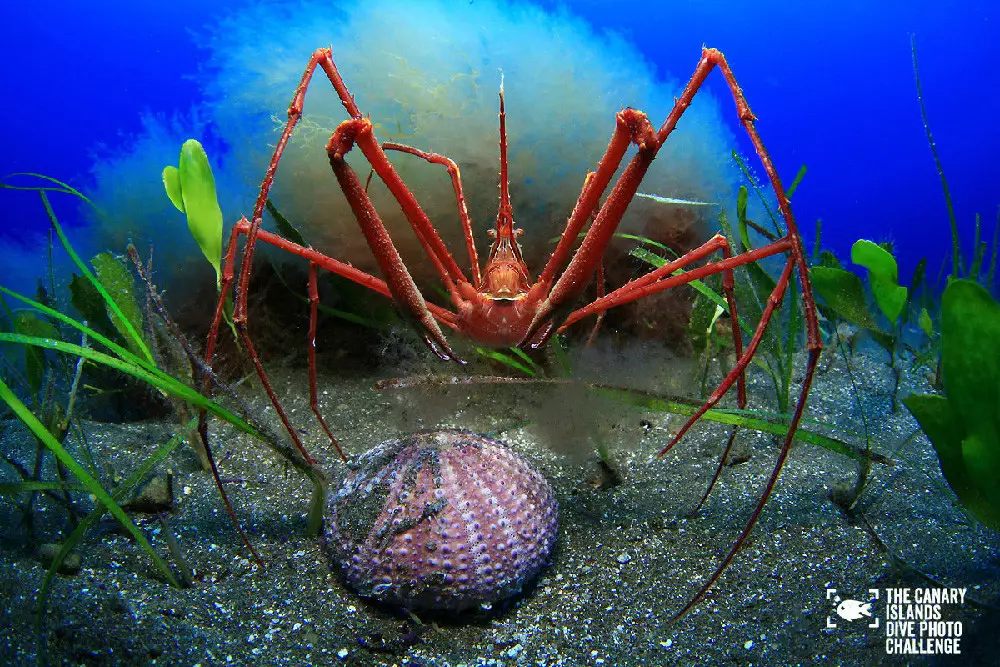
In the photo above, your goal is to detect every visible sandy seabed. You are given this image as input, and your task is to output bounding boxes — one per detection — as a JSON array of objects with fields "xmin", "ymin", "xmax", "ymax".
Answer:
[{"xmin": 2, "ymin": 343, "xmax": 998, "ymax": 666}]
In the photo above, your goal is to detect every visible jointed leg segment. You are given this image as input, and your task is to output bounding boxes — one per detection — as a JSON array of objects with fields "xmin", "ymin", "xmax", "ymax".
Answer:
[
  {"xmin": 382, "ymin": 142, "xmax": 481, "ymax": 288},
  {"xmin": 326, "ymin": 121, "xmax": 460, "ymax": 362},
  {"xmin": 308, "ymin": 262, "xmax": 345, "ymax": 461},
  {"xmin": 202, "ymin": 46, "xmax": 469, "ymax": 476}
]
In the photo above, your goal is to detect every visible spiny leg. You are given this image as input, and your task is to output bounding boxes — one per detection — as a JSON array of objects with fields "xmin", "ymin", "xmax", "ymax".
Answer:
[
  {"xmin": 546, "ymin": 49, "xmax": 822, "ymax": 619},
  {"xmin": 560, "ymin": 233, "xmax": 752, "ymax": 409},
  {"xmin": 563, "ymin": 229, "xmax": 808, "ymax": 618},
  {"xmin": 652, "ymin": 47, "xmax": 822, "ymax": 617},
  {"xmin": 526, "ymin": 101, "xmax": 716, "ymax": 345},
  {"xmin": 205, "ymin": 48, "xmax": 361, "ymax": 467},
  {"xmin": 307, "ymin": 262, "xmax": 345, "ymax": 462},
  {"xmin": 382, "ymin": 142, "xmax": 481, "ymax": 288},
  {"xmin": 205, "ymin": 46, "xmax": 465, "ymax": 467},
  {"xmin": 569, "ymin": 234, "xmax": 751, "ymax": 514},
  {"xmin": 346, "ymin": 136, "xmax": 469, "ymax": 292},
  {"xmin": 320, "ymin": 57, "xmax": 472, "ymax": 294},
  {"xmin": 181, "ymin": 226, "xmax": 264, "ymax": 568},
  {"xmin": 577, "ymin": 231, "xmax": 750, "ymax": 508},
  {"xmin": 199, "ymin": 216, "xmax": 461, "ymax": 562},
  {"xmin": 203, "ymin": 217, "xmax": 460, "ymax": 460},
  {"xmin": 664, "ymin": 49, "xmax": 820, "ymax": 350},
  {"xmin": 671, "ymin": 256, "xmax": 818, "ymax": 619},
  {"xmin": 226, "ymin": 219, "xmax": 459, "ymax": 329},
  {"xmin": 574, "ymin": 241, "xmax": 793, "ymax": 514},
  {"xmin": 215, "ymin": 225, "xmax": 316, "ymax": 464},
  {"xmin": 559, "ymin": 233, "xmax": 786, "ymax": 519},
  {"xmin": 526, "ymin": 109, "xmax": 661, "ymax": 339},
  {"xmin": 664, "ymin": 48, "xmax": 821, "ymax": 618},
  {"xmin": 196, "ymin": 47, "xmax": 463, "ymax": 567},
  {"xmin": 327, "ymin": 122, "xmax": 462, "ymax": 362}
]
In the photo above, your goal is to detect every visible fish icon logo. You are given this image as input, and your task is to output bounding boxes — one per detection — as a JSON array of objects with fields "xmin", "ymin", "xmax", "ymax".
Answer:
[
  {"xmin": 836, "ymin": 599, "xmax": 872, "ymax": 621},
  {"xmin": 825, "ymin": 587, "xmax": 880, "ymax": 630}
]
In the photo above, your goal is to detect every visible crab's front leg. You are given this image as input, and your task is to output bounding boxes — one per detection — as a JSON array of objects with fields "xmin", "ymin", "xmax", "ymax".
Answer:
[
  {"xmin": 326, "ymin": 120, "xmax": 463, "ymax": 363},
  {"xmin": 522, "ymin": 108, "xmax": 661, "ymax": 344}
]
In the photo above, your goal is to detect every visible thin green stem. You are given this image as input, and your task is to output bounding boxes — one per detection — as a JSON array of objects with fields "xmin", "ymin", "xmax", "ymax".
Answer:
[{"xmin": 911, "ymin": 34, "xmax": 962, "ymax": 277}]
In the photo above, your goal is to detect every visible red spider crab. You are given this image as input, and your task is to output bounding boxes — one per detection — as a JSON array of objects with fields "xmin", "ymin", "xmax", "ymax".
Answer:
[{"xmin": 201, "ymin": 46, "xmax": 821, "ymax": 618}]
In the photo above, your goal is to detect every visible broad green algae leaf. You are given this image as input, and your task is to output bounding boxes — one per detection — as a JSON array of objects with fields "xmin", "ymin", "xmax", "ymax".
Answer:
[
  {"xmin": 940, "ymin": 280, "xmax": 1000, "ymax": 444},
  {"xmin": 904, "ymin": 279, "xmax": 1000, "ymax": 530},
  {"xmin": 918, "ymin": 307, "xmax": 934, "ymax": 339},
  {"xmin": 91, "ymin": 252, "xmax": 145, "ymax": 357},
  {"xmin": 12, "ymin": 312, "xmax": 58, "ymax": 396},
  {"xmin": 163, "ymin": 139, "xmax": 223, "ymax": 283},
  {"xmin": 162, "ymin": 165, "xmax": 183, "ymax": 212},
  {"xmin": 809, "ymin": 266, "xmax": 876, "ymax": 328},
  {"xmin": 851, "ymin": 239, "xmax": 908, "ymax": 322}
]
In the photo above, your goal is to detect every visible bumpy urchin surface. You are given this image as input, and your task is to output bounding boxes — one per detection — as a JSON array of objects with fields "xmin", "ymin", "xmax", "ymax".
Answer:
[{"xmin": 326, "ymin": 429, "xmax": 558, "ymax": 612}]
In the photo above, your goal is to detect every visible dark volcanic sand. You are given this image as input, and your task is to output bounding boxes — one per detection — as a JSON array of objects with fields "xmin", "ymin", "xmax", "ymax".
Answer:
[{"xmin": 2, "ymin": 344, "xmax": 998, "ymax": 666}]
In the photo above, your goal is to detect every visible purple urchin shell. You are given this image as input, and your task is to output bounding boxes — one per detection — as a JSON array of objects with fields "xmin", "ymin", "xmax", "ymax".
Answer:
[{"xmin": 326, "ymin": 429, "xmax": 558, "ymax": 612}]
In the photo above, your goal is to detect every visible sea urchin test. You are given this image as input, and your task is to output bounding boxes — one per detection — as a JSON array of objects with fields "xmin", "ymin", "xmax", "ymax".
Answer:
[{"xmin": 326, "ymin": 429, "xmax": 558, "ymax": 611}]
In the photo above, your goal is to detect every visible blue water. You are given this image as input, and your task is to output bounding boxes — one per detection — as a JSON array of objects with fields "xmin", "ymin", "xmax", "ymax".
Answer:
[{"xmin": 1, "ymin": 0, "xmax": 997, "ymax": 292}]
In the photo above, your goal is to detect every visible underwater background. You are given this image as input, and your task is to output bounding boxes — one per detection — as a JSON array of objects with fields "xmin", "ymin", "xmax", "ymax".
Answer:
[
  {"xmin": 1, "ymin": 0, "xmax": 998, "ymax": 296},
  {"xmin": 2, "ymin": 1, "xmax": 1000, "ymax": 665}
]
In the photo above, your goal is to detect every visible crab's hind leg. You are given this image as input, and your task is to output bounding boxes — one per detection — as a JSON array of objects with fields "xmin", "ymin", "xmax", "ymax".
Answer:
[
  {"xmin": 661, "ymin": 48, "xmax": 822, "ymax": 618},
  {"xmin": 205, "ymin": 48, "xmax": 359, "ymax": 464},
  {"xmin": 307, "ymin": 262, "xmax": 346, "ymax": 461}
]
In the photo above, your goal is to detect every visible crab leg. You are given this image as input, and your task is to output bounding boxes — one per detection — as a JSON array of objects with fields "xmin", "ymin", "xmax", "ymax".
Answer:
[
  {"xmin": 206, "ymin": 47, "xmax": 468, "ymax": 454},
  {"xmin": 656, "ymin": 257, "xmax": 794, "ymax": 455},
  {"xmin": 673, "ymin": 49, "xmax": 820, "ymax": 348},
  {"xmin": 560, "ymin": 233, "xmax": 750, "ymax": 409},
  {"xmin": 382, "ymin": 142, "xmax": 481, "ymax": 288},
  {"xmin": 547, "ymin": 47, "xmax": 821, "ymax": 617},
  {"xmin": 653, "ymin": 48, "xmax": 821, "ymax": 617},
  {"xmin": 202, "ymin": 218, "xmax": 459, "ymax": 461},
  {"xmin": 307, "ymin": 262, "xmax": 346, "ymax": 462},
  {"xmin": 204, "ymin": 48, "xmax": 375, "ymax": 467},
  {"xmin": 311, "ymin": 46, "xmax": 470, "ymax": 291},
  {"xmin": 533, "ymin": 109, "xmax": 660, "ymax": 299},
  {"xmin": 327, "ymin": 122, "xmax": 463, "ymax": 362}
]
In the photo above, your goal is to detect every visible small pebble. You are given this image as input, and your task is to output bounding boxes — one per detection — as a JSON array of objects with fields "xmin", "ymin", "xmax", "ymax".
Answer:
[
  {"xmin": 123, "ymin": 474, "xmax": 173, "ymax": 513},
  {"xmin": 744, "ymin": 640, "xmax": 754, "ymax": 649},
  {"xmin": 37, "ymin": 544, "xmax": 82, "ymax": 575},
  {"xmin": 617, "ymin": 553, "xmax": 631, "ymax": 564},
  {"xmin": 337, "ymin": 648, "xmax": 349, "ymax": 659}
]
